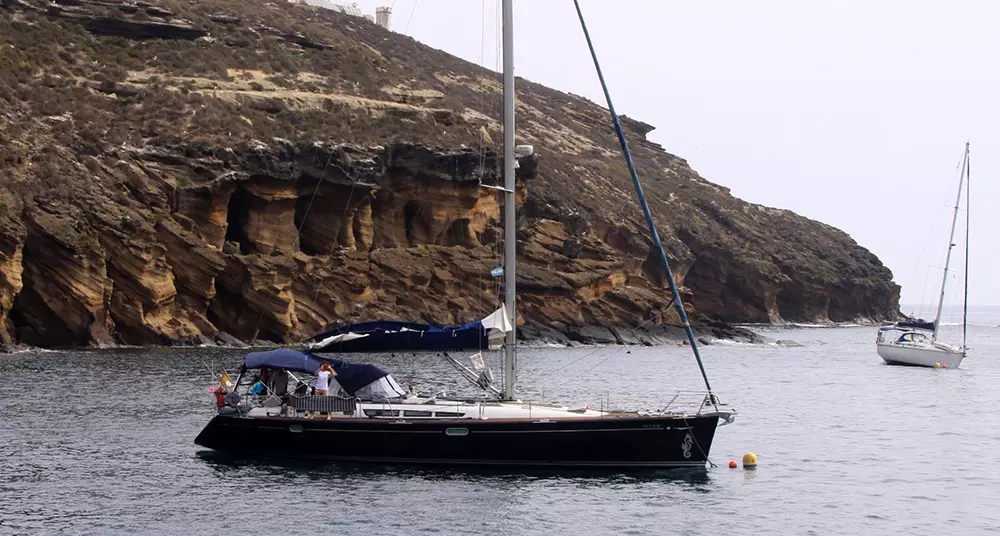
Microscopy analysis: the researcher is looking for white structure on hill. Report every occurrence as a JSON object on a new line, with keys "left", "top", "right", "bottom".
{"left": 292, "top": 1, "right": 393, "bottom": 31}
{"left": 298, "top": 0, "right": 363, "bottom": 17}
{"left": 375, "top": 6, "right": 391, "bottom": 30}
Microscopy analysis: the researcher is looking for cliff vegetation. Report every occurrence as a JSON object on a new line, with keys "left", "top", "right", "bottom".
{"left": 0, "top": 0, "right": 900, "bottom": 348}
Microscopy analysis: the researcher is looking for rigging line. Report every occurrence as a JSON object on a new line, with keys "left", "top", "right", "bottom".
{"left": 681, "top": 415, "right": 717, "bottom": 469}
{"left": 476, "top": 0, "right": 487, "bottom": 176}
{"left": 931, "top": 144, "right": 969, "bottom": 342}
{"left": 921, "top": 146, "right": 973, "bottom": 315}
{"left": 474, "top": 0, "right": 501, "bottom": 179}
{"left": 555, "top": 346, "right": 609, "bottom": 373}
{"left": 913, "top": 202, "right": 946, "bottom": 316}
{"left": 296, "top": 151, "right": 336, "bottom": 234}
{"left": 326, "top": 179, "right": 358, "bottom": 256}
{"left": 623, "top": 307, "right": 674, "bottom": 342}
{"left": 479, "top": 0, "right": 487, "bottom": 67}
{"left": 578, "top": 346, "right": 626, "bottom": 378}
{"left": 202, "top": 359, "right": 220, "bottom": 383}
{"left": 251, "top": 310, "right": 266, "bottom": 344}
{"left": 404, "top": 0, "right": 418, "bottom": 35}
{"left": 962, "top": 143, "right": 970, "bottom": 352}
{"left": 479, "top": 0, "right": 486, "bottom": 174}
{"left": 572, "top": 0, "right": 714, "bottom": 395}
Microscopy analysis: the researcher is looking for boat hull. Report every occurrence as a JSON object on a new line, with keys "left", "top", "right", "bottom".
{"left": 877, "top": 343, "right": 964, "bottom": 368}
{"left": 194, "top": 413, "right": 722, "bottom": 468}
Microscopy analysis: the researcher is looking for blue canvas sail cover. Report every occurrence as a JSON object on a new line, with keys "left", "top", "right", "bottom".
{"left": 243, "top": 349, "right": 402, "bottom": 398}
{"left": 302, "top": 305, "right": 512, "bottom": 354}
{"left": 896, "top": 320, "right": 935, "bottom": 331}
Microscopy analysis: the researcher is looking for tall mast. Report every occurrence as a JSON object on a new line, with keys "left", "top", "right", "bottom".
{"left": 501, "top": 0, "right": 517, "bottom": 400}
{"left": 931, "top": 142, "right": 969, "bottom": 343}
{"left": 962, "top": 144, "right": 970, "bottom": 353}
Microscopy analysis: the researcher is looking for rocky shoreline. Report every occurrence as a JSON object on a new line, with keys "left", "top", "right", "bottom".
{"left": 0, "top": 311, "right": 765, "bottom": 353}
{"left": 0, "top": 327, "right": 763, "bottom": 355}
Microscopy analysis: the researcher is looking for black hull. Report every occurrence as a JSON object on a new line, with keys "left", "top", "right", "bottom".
{"left": 194, "top": 414, "right": 722, "bottom": 468}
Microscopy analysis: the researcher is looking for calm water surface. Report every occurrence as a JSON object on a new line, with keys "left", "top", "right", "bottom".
{"left": 2, "top": 316, "right": 999, "bottom": 535}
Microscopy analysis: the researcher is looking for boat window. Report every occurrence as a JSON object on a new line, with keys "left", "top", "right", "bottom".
{"left": 433, "top": 412, "right": 465, "bottom": 418}
{"left": 403, "top": 410, "right": 432, "bottom": 417}
{"left": 363, "top": 409, "right": 400, "bottom": 417}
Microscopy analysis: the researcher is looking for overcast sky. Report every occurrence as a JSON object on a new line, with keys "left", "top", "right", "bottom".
{"left": 349, "top": 0, "right": 999, "bottom": 309}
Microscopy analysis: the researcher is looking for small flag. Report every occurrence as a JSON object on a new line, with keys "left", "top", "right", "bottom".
{"left": 490, "top": 266, "right": 503, "bottom": 278}
{"left": 220, "top": 369, "right": 233, "bottom": 392}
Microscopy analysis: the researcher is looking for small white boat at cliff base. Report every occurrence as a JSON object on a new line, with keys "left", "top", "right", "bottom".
{"left": 876, "top": 142, "right": 970, "bottom": 369}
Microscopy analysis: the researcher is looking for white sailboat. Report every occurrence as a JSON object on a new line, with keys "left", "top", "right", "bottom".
{"left": 877, "top": 142, "right": 971, "bottom": 369}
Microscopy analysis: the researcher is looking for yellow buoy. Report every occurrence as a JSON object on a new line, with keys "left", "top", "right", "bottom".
{"left": 742, "top": 452, "right": 758, "bottom": 469}
{"left": 934, "top": 362, "right": 941, "bottom": 368}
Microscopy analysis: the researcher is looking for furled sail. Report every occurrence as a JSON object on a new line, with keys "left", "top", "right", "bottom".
{"left": 895, "top": 320, "right": 935, "bottom": 331}
{"left": 301, "top": 305, "right": 512, "bottom": 353}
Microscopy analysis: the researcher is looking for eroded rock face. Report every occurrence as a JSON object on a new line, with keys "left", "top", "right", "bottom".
{"left": 0, "top": 140, "right": 554, "bottom": 347}
{"left": 0, "top": 0, "right": 901, "bottom": 348}
{"left": 0, "top": 219, "right": 25, "bottom": 345}
{"left": 15, "top": 204, "right": 115, "bottom": 347}
{"left": 157, "top": 217, "right": 226, "bottom": 337}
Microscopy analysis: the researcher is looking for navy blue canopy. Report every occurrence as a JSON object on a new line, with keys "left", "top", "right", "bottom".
{"left": 301, "top": 306, "right": 511, "bottom": 354}
{"left": 324, "top": 359, "right": 393, "bottom": 396}
{"left": 242, "top": 349, "right": 392, "bottom": 396}
{"left": 303, "top": 320, "right": 486, "bottom": 353}
{"left": 245, "top": 349, "right": 324, "bottom": 373}
{"left": 897, "top": 320, "right": 935, "bottom": 331}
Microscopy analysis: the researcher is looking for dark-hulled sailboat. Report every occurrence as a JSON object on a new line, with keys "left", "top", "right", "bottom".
{"left": 194, "top": 0, "right": 736, "bottom": 468}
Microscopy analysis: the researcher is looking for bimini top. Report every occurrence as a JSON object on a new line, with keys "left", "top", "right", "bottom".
{"left": 245, "top": 348, "right": 325, "bottom": 373}
{"left": 243, "top": 349, "right": 404, "bottom": 399}
{"left": 301, "top": 305, "right": 512, "bottom": 354}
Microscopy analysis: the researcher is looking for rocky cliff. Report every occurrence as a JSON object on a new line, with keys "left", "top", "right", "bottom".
{"left": 0, "top": 0, "right": 900, "bottom": 349}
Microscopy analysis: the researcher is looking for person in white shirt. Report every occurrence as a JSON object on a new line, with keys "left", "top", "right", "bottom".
{"left": 314, "top": 362, "right": 335, "bottom": 396}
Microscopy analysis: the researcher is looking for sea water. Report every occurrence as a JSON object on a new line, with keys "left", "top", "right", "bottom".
{"left": 1, "top": 309, "right": 998, "bottom": 535}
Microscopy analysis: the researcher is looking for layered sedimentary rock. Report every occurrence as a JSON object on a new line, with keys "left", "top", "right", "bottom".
{"left": 0, "top": 217, "right": 26, "bottom": 346}
{"left": 15, "top": 203, "right": 115, "bottom": 347}
{"left": 0, "top": 0, "right": 901, "bottom": 348}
